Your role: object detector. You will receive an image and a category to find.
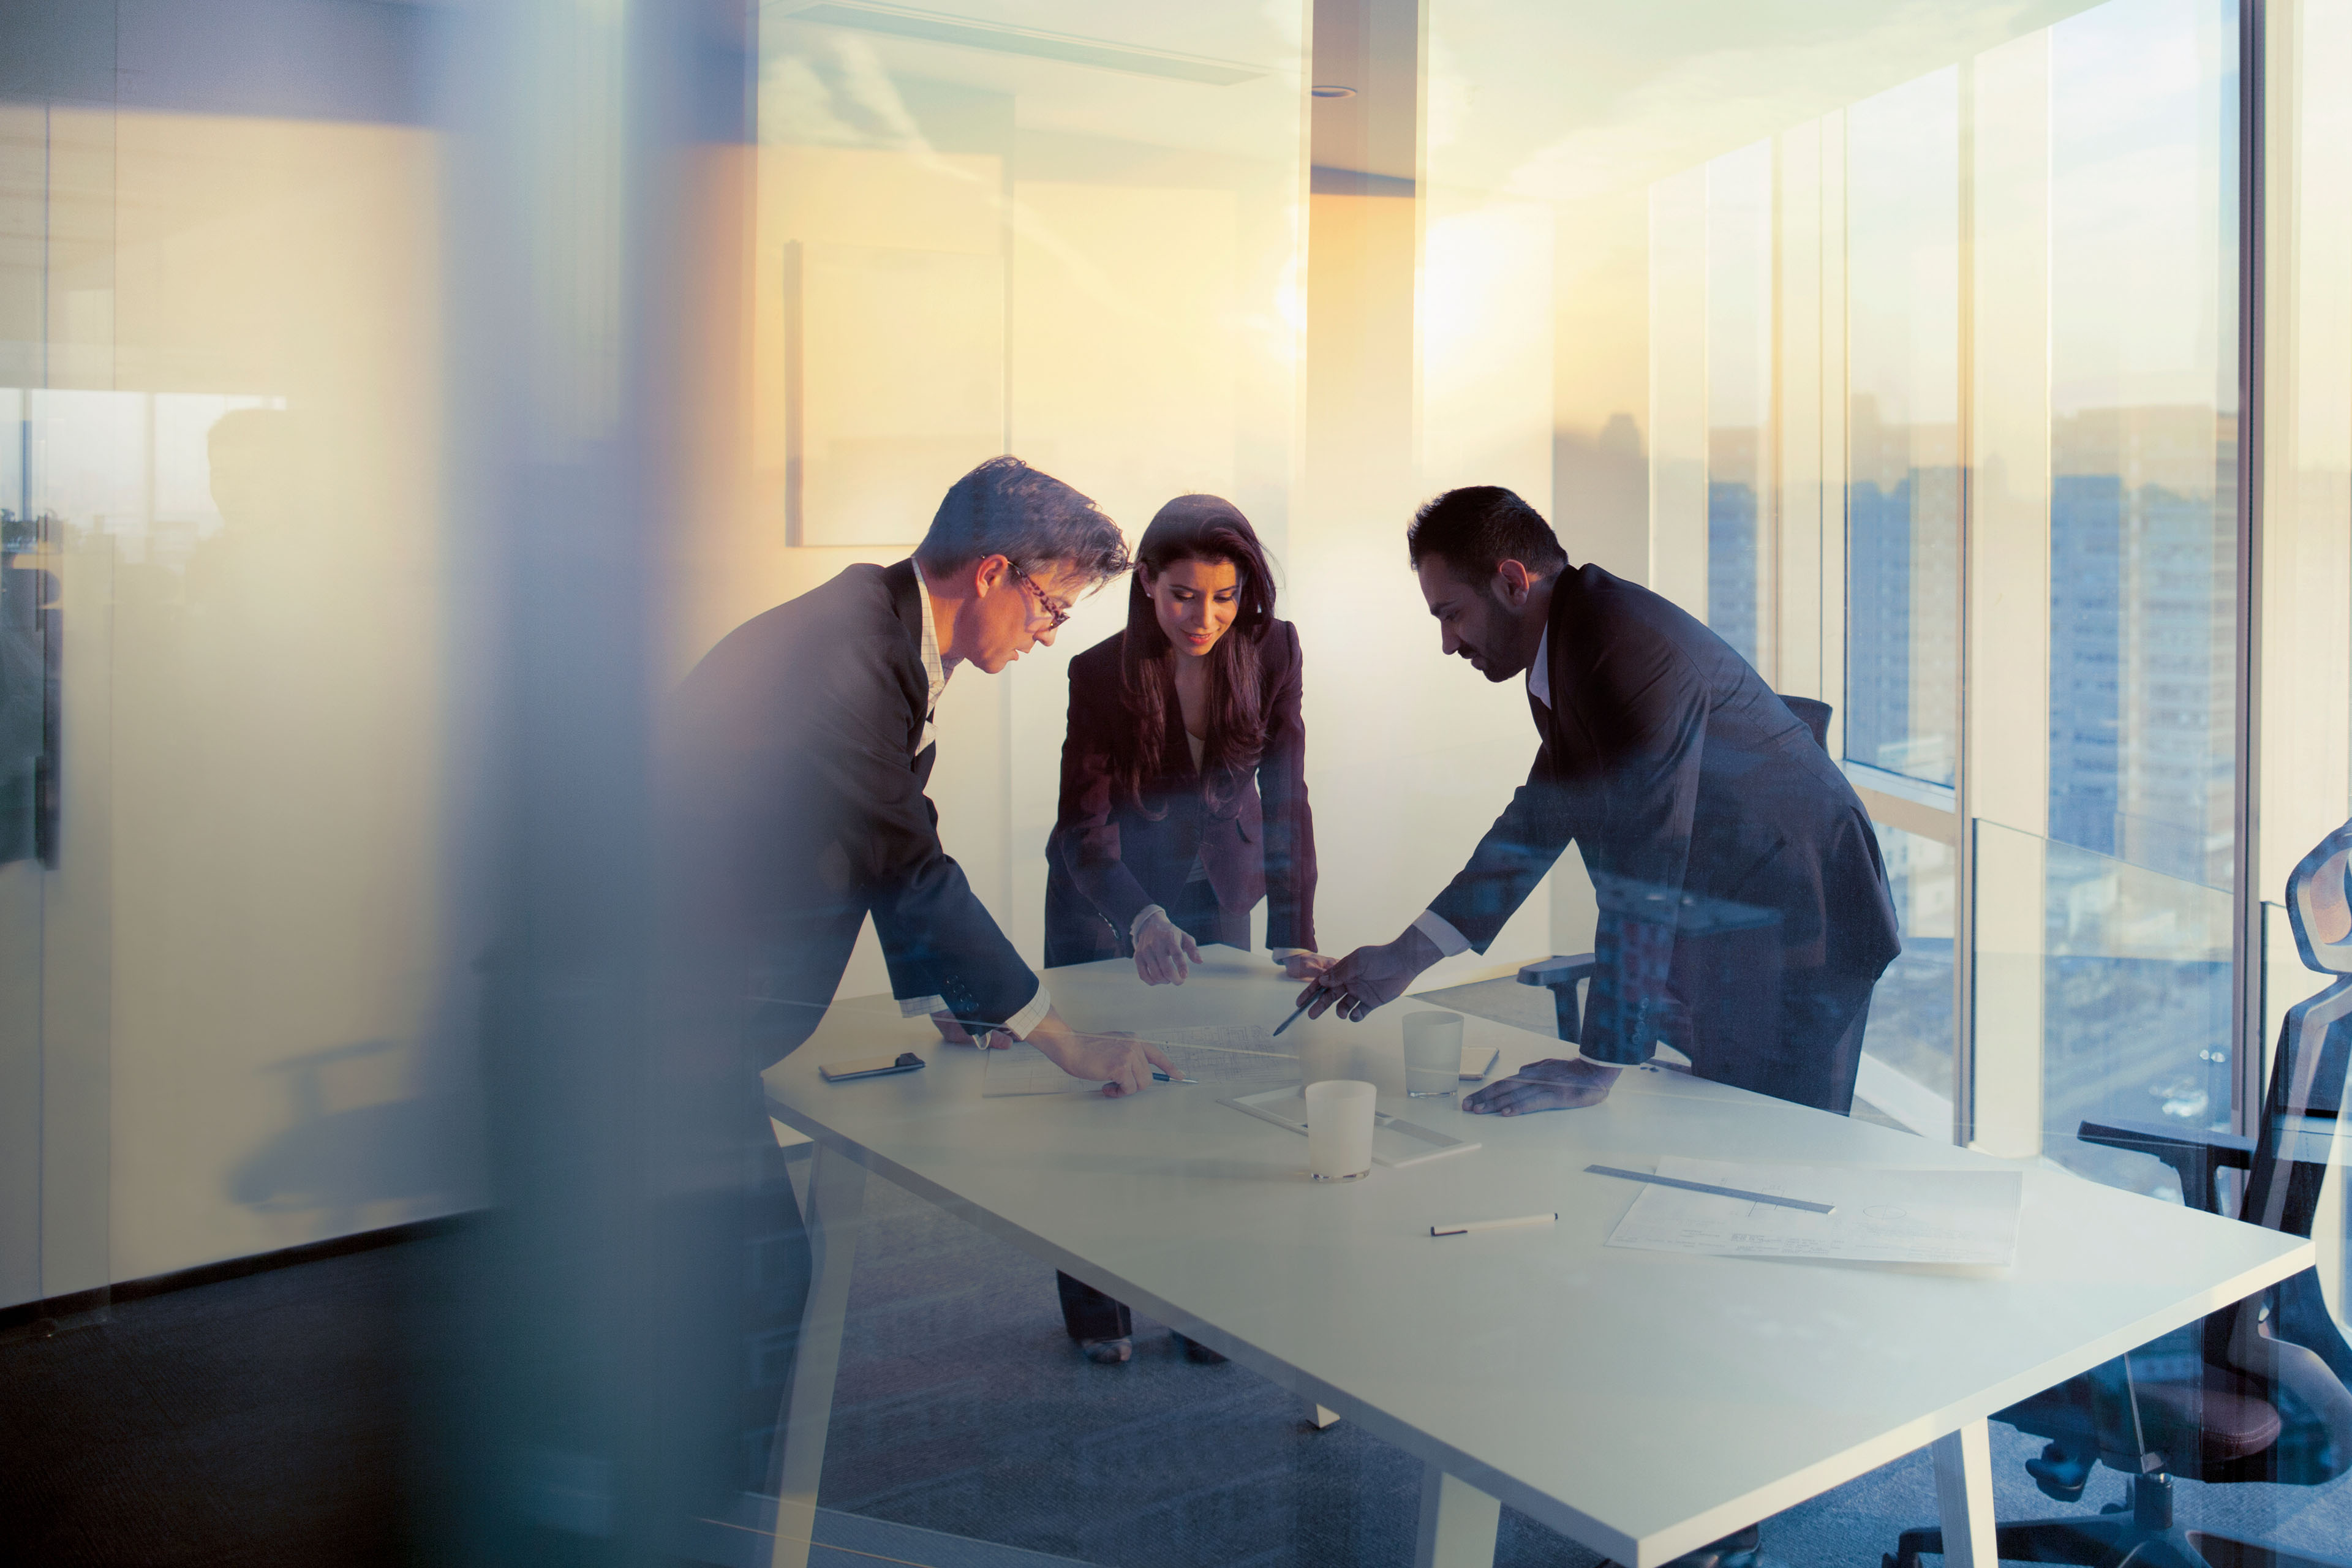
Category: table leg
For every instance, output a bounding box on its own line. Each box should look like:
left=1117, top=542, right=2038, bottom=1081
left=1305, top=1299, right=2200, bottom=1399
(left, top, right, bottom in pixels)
left=1414, top=1464, right=1501, bottom=1568
left=1312, top=1404, right=1342, bottom=1429
left=767, top=1144, right=867, bottom=1568
left=1929, top=1418, right=1997, bottom=1568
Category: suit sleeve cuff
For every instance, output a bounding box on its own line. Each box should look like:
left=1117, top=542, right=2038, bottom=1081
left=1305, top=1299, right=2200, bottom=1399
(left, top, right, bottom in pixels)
left=898, top=995, right=949, bottom=1018
left=1412, top=910, right=1473, bottom=959
left=998, top=982, right=1053, bottom=1041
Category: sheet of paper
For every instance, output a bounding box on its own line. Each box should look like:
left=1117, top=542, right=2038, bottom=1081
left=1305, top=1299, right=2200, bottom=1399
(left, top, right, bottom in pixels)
left=981, top=1039, right=1301, bottom=1097
left=981, top=1042, right=1090, bottom=1096
left=1603, top=1156, right=2023, bottom=1266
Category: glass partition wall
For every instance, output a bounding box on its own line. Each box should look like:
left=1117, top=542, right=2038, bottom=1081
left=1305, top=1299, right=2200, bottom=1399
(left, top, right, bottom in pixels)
left=6, top=2, right=2351, bottom=1566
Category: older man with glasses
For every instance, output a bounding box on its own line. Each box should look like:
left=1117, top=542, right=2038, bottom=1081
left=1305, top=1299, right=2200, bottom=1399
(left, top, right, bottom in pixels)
left=668, top=453, right=1177, bottom=1088
left=653, top=456, right=1175, bottom=1521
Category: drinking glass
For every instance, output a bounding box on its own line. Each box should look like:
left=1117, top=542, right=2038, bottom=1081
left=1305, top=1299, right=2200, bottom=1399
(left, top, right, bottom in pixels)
left=1403, top=1011, right=1464, bottom=1098
left=1304, top=1079, right=1376, bottom=1180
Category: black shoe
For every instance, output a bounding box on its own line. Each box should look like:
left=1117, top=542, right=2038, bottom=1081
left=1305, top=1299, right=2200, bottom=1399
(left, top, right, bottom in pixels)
left=2025, top=1441, right=2094, bottom=1502
left=1176, top=1333, right=1226, bottom=1364
left=1599, top=1523, right=1760, bottom=1568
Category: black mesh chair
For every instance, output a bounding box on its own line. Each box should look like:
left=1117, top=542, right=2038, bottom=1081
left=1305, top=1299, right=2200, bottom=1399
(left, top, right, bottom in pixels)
left=1887, top=816, right=2352, bottom=1568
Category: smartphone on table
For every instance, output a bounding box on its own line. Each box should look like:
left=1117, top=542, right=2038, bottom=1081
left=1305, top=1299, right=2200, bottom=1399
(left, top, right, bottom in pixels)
left=819, top=1050, right=927, bottom=1083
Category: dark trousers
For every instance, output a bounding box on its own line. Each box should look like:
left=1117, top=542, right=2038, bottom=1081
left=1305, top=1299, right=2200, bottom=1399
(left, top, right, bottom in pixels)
left=649, top=1123, right=812, bottom=1506
left=1675, top=962, right=1879, bottom=1116
left=1056, top=1270, right=1133, bottom=1341
left=646, top=919, right=840, bottom=1521
left=1055, top=1270, right=1213, bottom=1354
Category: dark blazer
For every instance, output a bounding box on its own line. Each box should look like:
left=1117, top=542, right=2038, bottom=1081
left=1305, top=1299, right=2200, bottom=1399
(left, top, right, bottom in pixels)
left=665, top=559, right=1036, bottom=1058
left=1044, top=620, right=1316, bottom=967
left=1429, top=564, right=1900, bottom=1038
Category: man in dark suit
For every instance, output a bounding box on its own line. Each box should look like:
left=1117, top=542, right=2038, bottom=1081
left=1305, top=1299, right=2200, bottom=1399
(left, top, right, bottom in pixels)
left=669, top=455, right=1175, bottom=1088
left=1302, top=485, right=1899, bottom=1121
left=653, top=456, right=1175, bottom=1515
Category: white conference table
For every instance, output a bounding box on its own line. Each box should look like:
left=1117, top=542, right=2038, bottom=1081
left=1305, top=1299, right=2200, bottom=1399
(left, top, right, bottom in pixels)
left=760, top=952, right=2311, bottom=1568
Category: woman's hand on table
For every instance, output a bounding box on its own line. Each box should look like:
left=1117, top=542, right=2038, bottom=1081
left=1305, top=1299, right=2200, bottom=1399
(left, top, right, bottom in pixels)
left=1131, top=908, right=1202, bottom=986
left=1278, top=951, right=1335, bottom=982
left=1024, top=1011, right=1180, bottom=1096
left=1461, top=1057, right=1619, bottom=1115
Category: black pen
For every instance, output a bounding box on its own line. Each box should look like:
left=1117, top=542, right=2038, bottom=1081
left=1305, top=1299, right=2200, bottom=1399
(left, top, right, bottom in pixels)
left=1272, top=982, right=1330, bottom=1038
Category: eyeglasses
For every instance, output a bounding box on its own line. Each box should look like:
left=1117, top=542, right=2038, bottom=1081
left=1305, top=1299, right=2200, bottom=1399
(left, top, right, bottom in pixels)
left=1005, top=560, right=1073, bottom=630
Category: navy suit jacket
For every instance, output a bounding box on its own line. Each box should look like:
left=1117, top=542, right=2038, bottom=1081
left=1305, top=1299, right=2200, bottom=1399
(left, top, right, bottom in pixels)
left=665, top=559, right=1036, bottom=1042
left=1428, top=564, right=1899, bottom=1018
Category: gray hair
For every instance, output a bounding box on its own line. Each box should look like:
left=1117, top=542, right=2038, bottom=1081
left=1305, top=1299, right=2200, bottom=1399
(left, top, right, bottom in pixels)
left=915, top=456, right=1130, bottom=586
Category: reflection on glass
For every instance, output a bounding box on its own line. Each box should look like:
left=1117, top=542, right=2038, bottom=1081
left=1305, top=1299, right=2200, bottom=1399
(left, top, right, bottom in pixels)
left=1706, top=140, right=1771, bottom=671
left=2047, top=0, right=2238, bottom=892
left=1845, top=67, right=1960, bottom=788
left=2041, top=832, right=2234, bottom=1196
left=1859, top=821, right=1954, bottom=1123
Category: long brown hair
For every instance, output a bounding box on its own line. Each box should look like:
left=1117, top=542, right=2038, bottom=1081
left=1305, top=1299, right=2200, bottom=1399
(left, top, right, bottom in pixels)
left=1113, top=496, right=1279, bottom=816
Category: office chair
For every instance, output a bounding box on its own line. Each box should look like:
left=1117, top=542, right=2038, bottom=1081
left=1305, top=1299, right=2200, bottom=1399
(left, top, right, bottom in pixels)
left=1887, top=816, right=2352, bottom=1568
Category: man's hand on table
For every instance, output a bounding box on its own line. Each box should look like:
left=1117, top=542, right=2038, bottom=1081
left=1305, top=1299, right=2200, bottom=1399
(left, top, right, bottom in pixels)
left=1295, top=925, right=1442, bottom=1022
left=1277, top=951, right=1335, bottom=982
left=1463, top=1057, right=1620, bottom=1115
left=929, top=1011, right=1006, bottom=1048
left=1023, top=1011, right=1179, bottom=1097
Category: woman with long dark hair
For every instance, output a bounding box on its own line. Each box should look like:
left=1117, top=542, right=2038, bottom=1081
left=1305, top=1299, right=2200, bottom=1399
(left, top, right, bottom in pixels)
left=1042, top=492, right=1325, bottom=1363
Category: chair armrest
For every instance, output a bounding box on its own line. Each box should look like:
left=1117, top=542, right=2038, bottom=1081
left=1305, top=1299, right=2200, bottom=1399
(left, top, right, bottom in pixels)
left=2078, top=1118, right=2255, bottom=1215
left=1518, top=954, right=1598, bottom=987
left=1518, top=955, right=1598, bottom=1045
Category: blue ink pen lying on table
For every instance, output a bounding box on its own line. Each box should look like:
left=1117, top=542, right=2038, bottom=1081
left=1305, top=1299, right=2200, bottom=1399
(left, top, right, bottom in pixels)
left=1152, top=1071, right=1199, bottom=1084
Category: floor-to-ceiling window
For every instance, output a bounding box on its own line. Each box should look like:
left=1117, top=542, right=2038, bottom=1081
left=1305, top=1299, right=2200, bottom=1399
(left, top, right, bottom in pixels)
left=2040, top=0, right=2240, bottom=1185
left=1639, top=0, right=2250, bottom=1169
left=1706, top=140, right=1772, bottom=673
left=1846, top=68, right=1961, bottom=793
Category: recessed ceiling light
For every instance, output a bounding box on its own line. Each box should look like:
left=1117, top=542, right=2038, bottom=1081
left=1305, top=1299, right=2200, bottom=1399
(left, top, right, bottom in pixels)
left=1310, top=84, right=1357, bottom=99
